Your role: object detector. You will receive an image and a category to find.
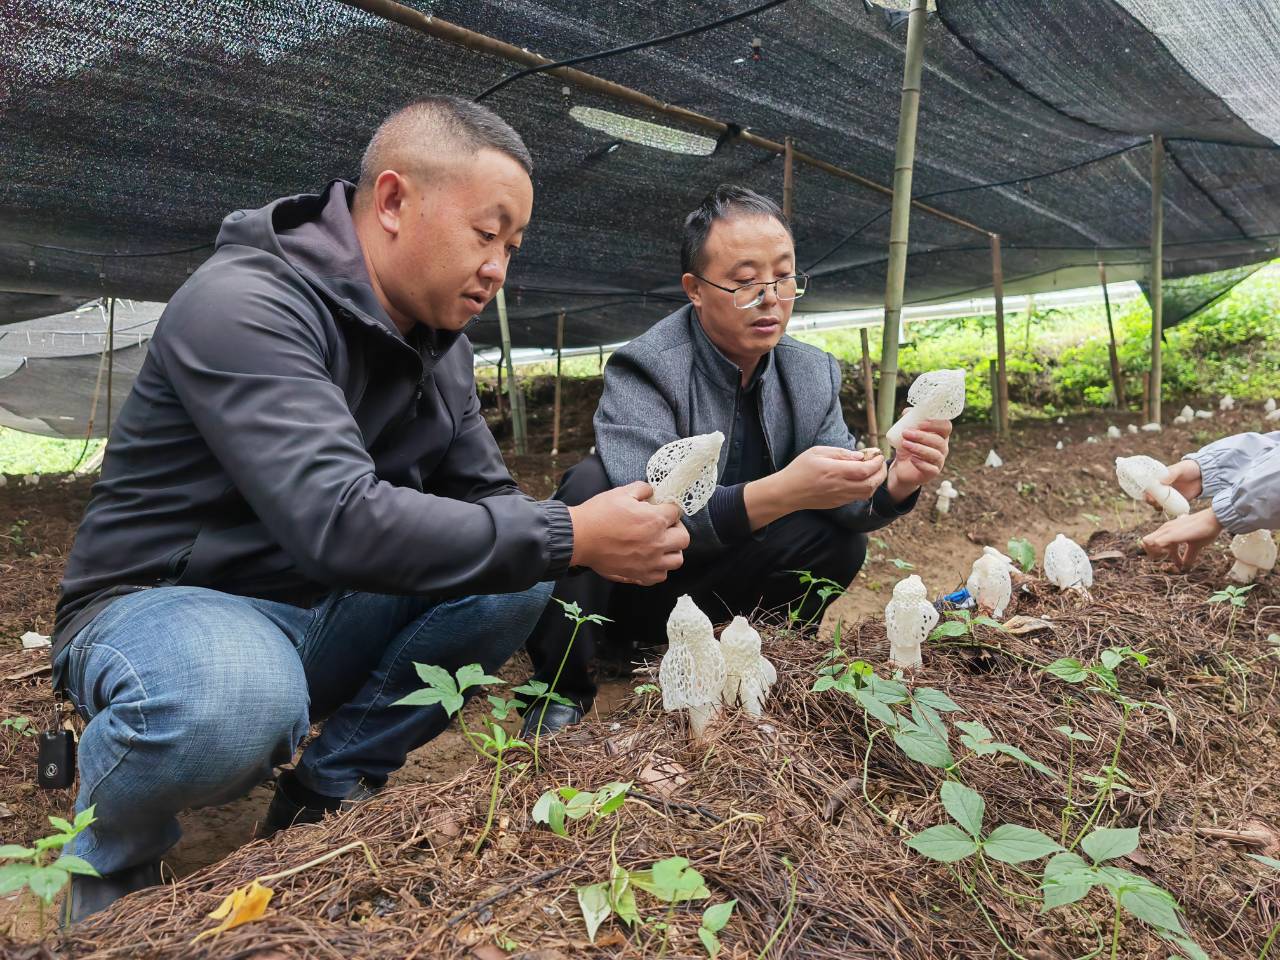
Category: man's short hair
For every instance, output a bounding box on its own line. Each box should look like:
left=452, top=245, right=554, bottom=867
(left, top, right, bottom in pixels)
left=680, top=184, right=792, bottom=275
left=356, top=96, right=533, bottom=197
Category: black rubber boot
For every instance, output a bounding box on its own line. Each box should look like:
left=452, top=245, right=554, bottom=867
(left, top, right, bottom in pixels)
left=519, top=702, right=585, bottom=740
left=63, top=859, right=162, bottom=927
left=256, top=769, right=381, bottom=840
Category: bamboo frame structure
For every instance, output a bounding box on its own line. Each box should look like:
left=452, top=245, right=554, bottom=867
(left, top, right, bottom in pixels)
left=859, top=327, right=878, bottom=447
left=551, top=309, right=565, bottom=455
left=496, top=289, right=527, bottom=455
left=1098, top=261, right=1125, bottom=409
left=782, top=137, right=794, bottom=222
left=1150, top=134, right=1165, bottom=423
left=990, top=234, right=1009, bottom=434
left=876, top=0, right=929, bottom=432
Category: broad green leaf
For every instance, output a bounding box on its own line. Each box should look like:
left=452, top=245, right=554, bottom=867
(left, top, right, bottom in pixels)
left=1042, top=659, right=1088, bottom=683
left=511, top=681, right=548, bottom=697
left=982, top=824, right=1062, bottom=864
left=698, top=927, right=722, bottom=958
left=74, top=806, right=97, bottom=829
left=1162, top=933, right=1210, bottom=960
left=532, top=790, right=565, bottom=834
left=412, top=662, right=456, bottom=692
left=456, top=663, right=504, bottom=692
left=1007, top=538, right=1036, bottom=572
left=1041, top=852, right=1096, bottom=910
left=633, top=683, right=660, bottom=695
left=576, top=882, right=611, bottom=942
left=549, top=802, right=567, bottom=836
left=972, top=615, right=1005, bottom=631
left=650, top=857, right=708, bottom=902
left=893, top=728, right=954, bottom=769
left=47, top=816, right=75, bottom=834
left=812, top=676, right=837, bottom=693
left=27, top=865, right=70, bottom=904
left=1081, top=827, right=1140, bottom=864
left=855, top=689, right=898, bottom=728
left=941, top=781, right=985, bottom=837
left=1052, top=725, right=1094, bottom=742
left=910, top=702, right=947, bottom=741
left=991, top=742, right=1053, bottom=777
left=1100, top=648, right=1123, bottom=670
left=1119, top=883, right=1184, bottom=934
left=1090, top=665, right=1118, bottom=691
left=51, top=855, right=99, bottom=878
left=913, top=688, right=961, bottom=712
left=564, top=791, right=595, bottom=821
left=868, top=674, right=909, bottom=703
left=701, top=899, right=737, bottom=933
left=392, top=687, right=464, bottom=715
left=906, top=824, right=978, bottom=863
left=596, top=783, right=631, bottom=817
left=0, top=845, right=34, bottom=860
left=1249, top=853, right=1280, bottom=872
left=0, top=863, right=35, bottom=895
left=609, top=864, right=640, bottom=927
left=930, top=620, right=970, bottom=639
left=554, top=598, right=584, bottom=619
left=954, top=720, right=993, bottom=743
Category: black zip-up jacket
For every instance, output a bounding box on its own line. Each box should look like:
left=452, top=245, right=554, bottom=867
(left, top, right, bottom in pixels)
left=52, top=181, right=574, bottom=663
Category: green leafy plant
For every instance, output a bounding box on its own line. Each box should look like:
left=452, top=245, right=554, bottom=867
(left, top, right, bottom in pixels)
left=393, top=663, right=525, bottom=854
left=633, top=683, right=660, bottom=696
left=907, top=782, right=1061, bottom=866
left=929, top=608, right=1006, bottom=642
left=1042, top=646, right=1149, bottom=696
left=1042, top=827, right=1207, bottom=960
left=1, top=716, right=37, bottom=737
left=522, top=599, right=610, bottom=765
left=1208, top=583, right=1254, bottom=638
left=0, top=807, right=100, bottom=934
left=787, top=570, right=846, bottom=628
left=698, top=898, right=737, bottom=958
left=532, top=781, right=630, bottom=836
left=1006, top=538, right=1036, bottom=573
left=888, top=557, right=915, bottom=570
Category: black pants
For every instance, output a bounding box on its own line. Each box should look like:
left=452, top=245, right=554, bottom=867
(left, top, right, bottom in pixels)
left=524, top=454, right=867, bottom=709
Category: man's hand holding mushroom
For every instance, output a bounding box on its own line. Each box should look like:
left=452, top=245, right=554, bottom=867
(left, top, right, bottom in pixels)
left=1142, top=459, right=1203, bottom=510
left=744, top=446, right=887, bottom=528
left=1141, top=508, right=1222, bottom=571
left=886, top=418, right=952, bottom=503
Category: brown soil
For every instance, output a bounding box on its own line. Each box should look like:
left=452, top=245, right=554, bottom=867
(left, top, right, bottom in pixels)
left=0, top=378, right=1271, bottom=949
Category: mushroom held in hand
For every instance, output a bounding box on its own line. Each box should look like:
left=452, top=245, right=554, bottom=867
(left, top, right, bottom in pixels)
left=935, top=480, right=958, bottom=514
left=1115, top=455, right=1190, bottom=518
left=885, top=574, right=938, bottom=670
left=659, top=595, right=727, bottom=743
left=967, top=554, right=1012, bottom=619
left=885, top=369, right=966, bottom=450
left=719, top=616, right=776, bottom=716
left=646, top=431, right=725, bottom=515
left=1044, top=534, right=1093, bottom=591
left=1228, top=530, right=1277, bottom=584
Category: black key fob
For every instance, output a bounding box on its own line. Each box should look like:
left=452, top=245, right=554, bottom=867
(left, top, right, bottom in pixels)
left=37, top=730, right=75, bottom=790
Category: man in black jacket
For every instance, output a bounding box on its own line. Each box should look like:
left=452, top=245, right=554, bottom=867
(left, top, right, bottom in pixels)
left=52, top=97, right=687, bottom=922
left=521, top=185, right=951, bottom=735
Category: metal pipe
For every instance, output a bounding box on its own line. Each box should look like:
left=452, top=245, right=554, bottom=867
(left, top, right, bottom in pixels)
left=1150, top=134, right=1164, bottom=423
left=783, top=136, right=795, bottom=222
left=337, top=0, right=989, bottom=237
left=1098, top=260, right=1124, bottom=409
left=496, top=289, right=527, bottom=455
left=875, top=0, right=928, bottom=431
left=551, top=308, right=565, bottom=455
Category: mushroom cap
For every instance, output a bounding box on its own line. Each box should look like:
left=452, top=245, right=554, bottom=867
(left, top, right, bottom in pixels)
left=1230, top=530, right=1277, bottom=571
left=1043, top=533, right=1093, bottom=588
left=966, top=554, right=1012, bottom=616
left=892, top=573, right=928, bottom=601
left=647, top=431, right=725, bottom=516
left=906, top=369, right=967, bottom=420
left=1267, top=399, right=1278, bottom=413
left=985, top=449, right=1003, bottom=467
left=660, top=595, right=725, bottom=710
left=1180, top=405, right=1195, bottom=419
left=1107, top=425, right=1122, bottom=438
left=1115, top=455, right=1173, bottom=500
left=938, top=480, right=958, bottom=498
left=982, top=546, right=1016, bottom=570
left=720, top=615, right=762, bottom=657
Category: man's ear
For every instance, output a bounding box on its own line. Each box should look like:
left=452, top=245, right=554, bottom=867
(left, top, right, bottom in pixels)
left=681, top=272, right=702, bottom=309
left=373, top=170, right=409, bottom=237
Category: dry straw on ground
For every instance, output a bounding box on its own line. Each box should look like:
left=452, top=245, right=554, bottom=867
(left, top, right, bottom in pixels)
left=5, top=530, right=1280, bottom=959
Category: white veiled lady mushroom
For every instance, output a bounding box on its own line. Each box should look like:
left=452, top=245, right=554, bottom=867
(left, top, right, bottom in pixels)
left=1268, top=409, right=1280, bottom=423
left=1228, top=530, right=1277, bottom=584
left=1115, top=455, right=1190, bottom=518
left=935, top=480, right=958, bottom=514
left=659, top=595, right=727, bottom=743
left=646, top=432, right=725, bottom=515
left=885, top=369, right=966, bottom=451
left=1043, top=534, right=1093, bottom=591
left=1056, top=441, right=1064, bottom=450
left=719, top=616, right=776, bottom=716
left=1267, top=398, right=1277, bottom=414
left=1086, top=436, right=1099, bottom=444
left=1195, top=409, right=1214, bottom=420
left=1141, top=422, right=1162, bottom=432
left=985, top=449, right=1003, bottom=468
left=967, top=554, right=1012, bottom=619
left=1107, top=425, right=1122, bottom=440
left=1126, top=424, right=1139, bottom=435
left=1220, top=395, right=1235, bottom=411
left=885, top=574, right=938, bottom=670
left=1180, top=405, right=1195, bottom=420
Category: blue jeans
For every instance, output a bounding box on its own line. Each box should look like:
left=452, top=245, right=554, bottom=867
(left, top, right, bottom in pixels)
left=52, top=582, right=552, bottom=874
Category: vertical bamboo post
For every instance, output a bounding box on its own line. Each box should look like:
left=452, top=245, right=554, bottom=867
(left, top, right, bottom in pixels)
left=1098, top=261, right=1125, bottom=409
left=1150, top=134, right=1164, bottom=423
left=495, top=346, right=506, bottom=425
left=859, top=327, right=879, bottom=447
left=496, top=289, right=526, bottom=455
left=990, top=234, right=1009, bottom=435
left=1141, top=372, right=1151, bottom=423
left=551, top=309, right=565, bottom=456
left=598, top=345, right=604, bottom=373
left=782, top=136, right=795, bottom=222
left=106, top=296, right=115, bottom=439
left=876, top=0, right=928, bottom=433
left=988, top=359, right=1002, bottom=435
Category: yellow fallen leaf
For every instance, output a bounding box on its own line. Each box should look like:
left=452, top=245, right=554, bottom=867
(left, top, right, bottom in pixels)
left=192, top=880, right=274, bottom=943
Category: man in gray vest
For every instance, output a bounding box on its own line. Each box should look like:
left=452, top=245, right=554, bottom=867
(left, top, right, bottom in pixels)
left=52, top=97, right=687, bottom=922
left=522, top=185, right=951, bottom=735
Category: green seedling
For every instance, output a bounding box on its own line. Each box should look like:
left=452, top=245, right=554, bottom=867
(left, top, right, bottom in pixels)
left=1042, top=828, right=1207, bottom=960
left=393, top=663, right=524, bottom=854
left=0, top=806, right=100, bottom=935
left=1, top=716, right=37, bottom=737
left=524, top=599, right=609, bottom=767
left=888, top=558, right=915, bottom=570
left=1007, top=537, right=1036, bottom=573
left=907, top=782, right=1062, bottom=866
left=1208, top=583, right=1254, bottom=638
left=1042, top=646, right=1148, bottom=696
left=929, top=608, right=1006, bottom=643
left=787, top=570, right=846, bottom=628
left=633, top=683, right=660, bottom=696
left=532, top=781, right=630, bottom=837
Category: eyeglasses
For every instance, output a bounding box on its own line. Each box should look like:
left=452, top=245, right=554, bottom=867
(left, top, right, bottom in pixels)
left=693, top=273, right=810, bottom=309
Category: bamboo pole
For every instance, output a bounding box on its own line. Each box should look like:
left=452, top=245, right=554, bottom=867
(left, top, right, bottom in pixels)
left=337, top=0, right=989, bottom=239
left=782, top=137, right=795, bottom=222
left=496, top=289, right=527, bottom=455
left=876, top=0, right=929, bottom=432
left=495, top=346, right=506, bottom=425
left=106, top=296, right=115, bottom=439
left=551, top=309, right=565, bottom=456
left=1098, top=261, right=1125, bottom=409
left=1150, top=134, right=1164, bottom=423
left=989, top=359, right=1002, bottom=435
left=1141, top=371, right=1151, bottom=423
left=859, top=328, right=879, bottom=447
left=990, top=234, right=1009, bottom=435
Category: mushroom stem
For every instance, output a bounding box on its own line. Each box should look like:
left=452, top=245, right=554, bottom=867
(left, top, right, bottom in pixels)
left=1148, top=483, right=1190, bottom=518
left=1229, top=559, right=1260, bottom=584
left=687, top=703, right=718, bottom=743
